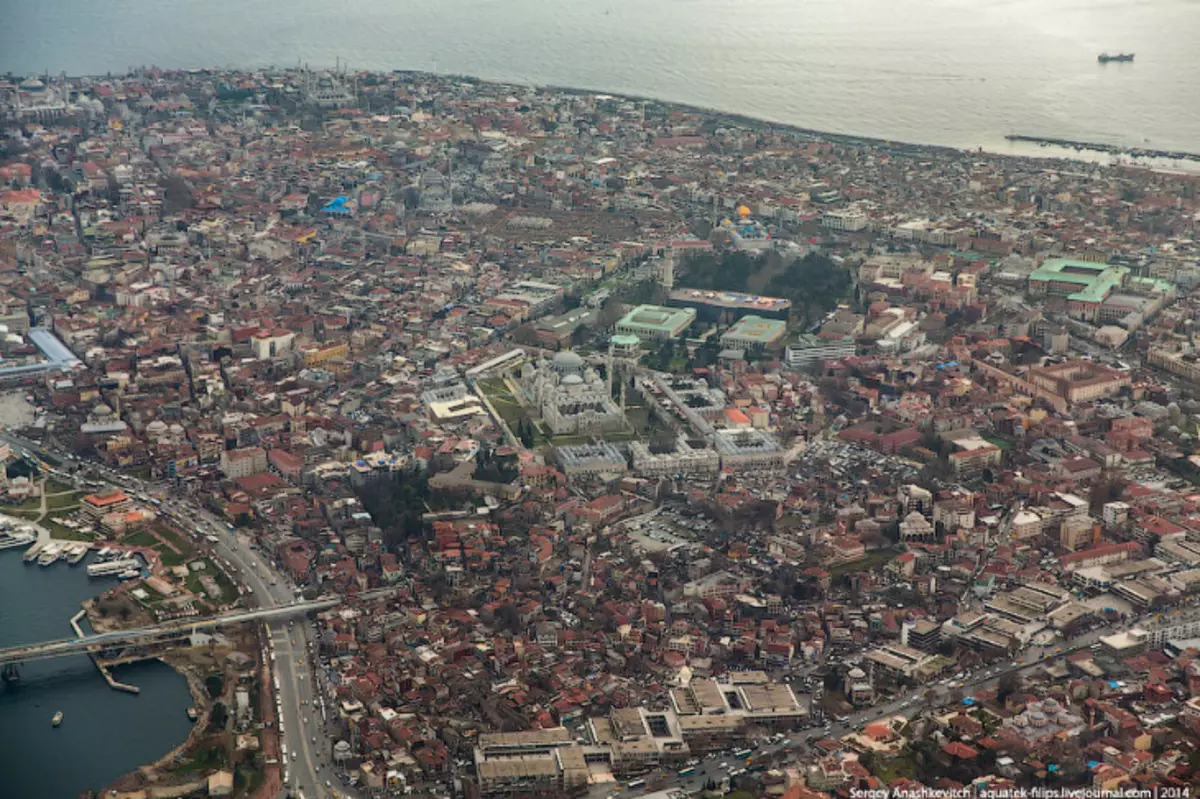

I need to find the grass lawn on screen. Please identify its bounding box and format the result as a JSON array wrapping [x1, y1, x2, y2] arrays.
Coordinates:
[[160, 548, 187, 567], [153, 524, 191, 552], [984, 435, 1015, 451], [3, 508, 42, 519], [186, 559, 238, 602], [123, 529, 158, 548], [1, 496, 42, 513], [873, 753, 919, 784], [46, 492, 83, 510], [829, 550, 899, 579], [46, 478, 75, 494], [550, 434, 592, 446], [172, 745, 227, 775], [234, 764, 264, 796], [129, 525, 195, 568]]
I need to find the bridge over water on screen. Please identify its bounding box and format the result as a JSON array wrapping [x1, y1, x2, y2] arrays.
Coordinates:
[[0, 595, 356, 666]]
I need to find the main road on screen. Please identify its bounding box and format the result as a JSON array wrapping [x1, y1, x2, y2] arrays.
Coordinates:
[[0, 430, 347, 799]]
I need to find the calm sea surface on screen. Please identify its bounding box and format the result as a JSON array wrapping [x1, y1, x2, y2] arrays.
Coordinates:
[[0, 550, 194, 799], [1, 0, 1198, 157]]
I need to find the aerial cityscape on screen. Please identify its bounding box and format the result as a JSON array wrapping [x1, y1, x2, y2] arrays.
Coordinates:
[[1, 53, 1200, 799]]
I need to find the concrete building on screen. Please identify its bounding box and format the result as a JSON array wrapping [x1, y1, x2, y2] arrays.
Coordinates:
[[1027, 360, 1130, 405], [785, 334, 857, 369], [615, 305, 696, 341], [630, 438, 720, 478], [555, 442, 628, 479], [220, 446, 268, 478], [667, 288, 791, 323], [473, 729, 588, 796], [713, 428, 786, 473], [944, 434, 1003, 476], [864, 643, 940, 680], [821, 209, 869, 232], [901, 619, 942, 653], [1027, 259, 1129, 322], [719, 315, 787, 352], [81, 490, 133, 520]]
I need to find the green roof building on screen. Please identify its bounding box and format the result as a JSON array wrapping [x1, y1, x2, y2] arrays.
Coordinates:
[[720, 315, 788, 351], [615, 305, 696, 341]]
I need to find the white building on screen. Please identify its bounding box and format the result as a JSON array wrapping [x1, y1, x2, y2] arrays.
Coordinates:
[[821, 209, 869, 232]]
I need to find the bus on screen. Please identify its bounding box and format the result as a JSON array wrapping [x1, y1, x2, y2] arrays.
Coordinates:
[[677, 767, 696, 777], [733, 749, 753, 760], [627, 780, 645, 790]]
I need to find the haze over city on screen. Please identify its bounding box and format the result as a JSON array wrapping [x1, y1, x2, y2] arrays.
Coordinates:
[[2, 4, 1200, 799]]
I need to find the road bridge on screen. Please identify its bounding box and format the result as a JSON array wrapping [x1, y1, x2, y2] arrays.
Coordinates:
[[0, 596, 344, 666]]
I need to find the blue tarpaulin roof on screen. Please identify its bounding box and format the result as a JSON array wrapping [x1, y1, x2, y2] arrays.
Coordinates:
[[322, 195, 351, 214]]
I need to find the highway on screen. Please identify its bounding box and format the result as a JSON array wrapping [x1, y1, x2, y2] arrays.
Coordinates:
[[0, 430, 350, 799]]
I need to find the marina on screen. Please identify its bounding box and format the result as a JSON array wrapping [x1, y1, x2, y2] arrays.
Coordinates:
[[0, 529, 35, 550], [38, 542, 64, 566], [0, 546, 194, 799], [86, 557, 142, 578]]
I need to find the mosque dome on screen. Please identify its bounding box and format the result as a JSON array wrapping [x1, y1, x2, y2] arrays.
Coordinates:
[[737, 205, 752, 217], [94, 403, 113, 418], [551, 350, 584, 373], [562, 374, 584, 386]]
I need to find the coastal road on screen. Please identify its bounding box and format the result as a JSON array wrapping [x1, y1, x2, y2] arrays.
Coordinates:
[[0, 431, 341, 799]]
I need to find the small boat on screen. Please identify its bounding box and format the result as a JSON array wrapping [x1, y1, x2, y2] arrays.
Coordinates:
[[1097, 53, 1134, 63], [118, 569, 140, 581], [51, 711, 63, 727], [186, 707, 198, 722]]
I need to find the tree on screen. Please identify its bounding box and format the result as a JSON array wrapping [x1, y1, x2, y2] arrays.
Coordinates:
[[205, 673, 224, 699], [208, 701, 228, 731], [997, 671, 1021, 703], [356, 466, 430, 549], [517, 418, 535, 449], [162, 174, 194, 214], [494, 602, 522, 634]]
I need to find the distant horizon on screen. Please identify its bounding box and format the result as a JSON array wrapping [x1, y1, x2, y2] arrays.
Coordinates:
[[2, 0, 1197, 159], [10, 63, 1200, 176]]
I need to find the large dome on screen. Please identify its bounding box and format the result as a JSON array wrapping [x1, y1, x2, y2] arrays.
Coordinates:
[[551, 350, 584, 373]]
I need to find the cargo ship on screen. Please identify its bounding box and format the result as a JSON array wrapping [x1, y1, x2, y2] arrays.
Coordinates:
[[1098, 53, 1134, 63]]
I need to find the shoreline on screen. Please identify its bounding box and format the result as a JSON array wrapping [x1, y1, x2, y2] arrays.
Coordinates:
[[21, 65, 1200, 175]]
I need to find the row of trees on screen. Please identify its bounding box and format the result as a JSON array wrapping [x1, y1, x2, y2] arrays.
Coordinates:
[[678, 250, 852, 326]]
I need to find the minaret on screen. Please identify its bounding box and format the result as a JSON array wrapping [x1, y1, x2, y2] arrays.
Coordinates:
[[660, 251, 674, 292], [619, 379, 626, 414], [606, 341, 615, 398]]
